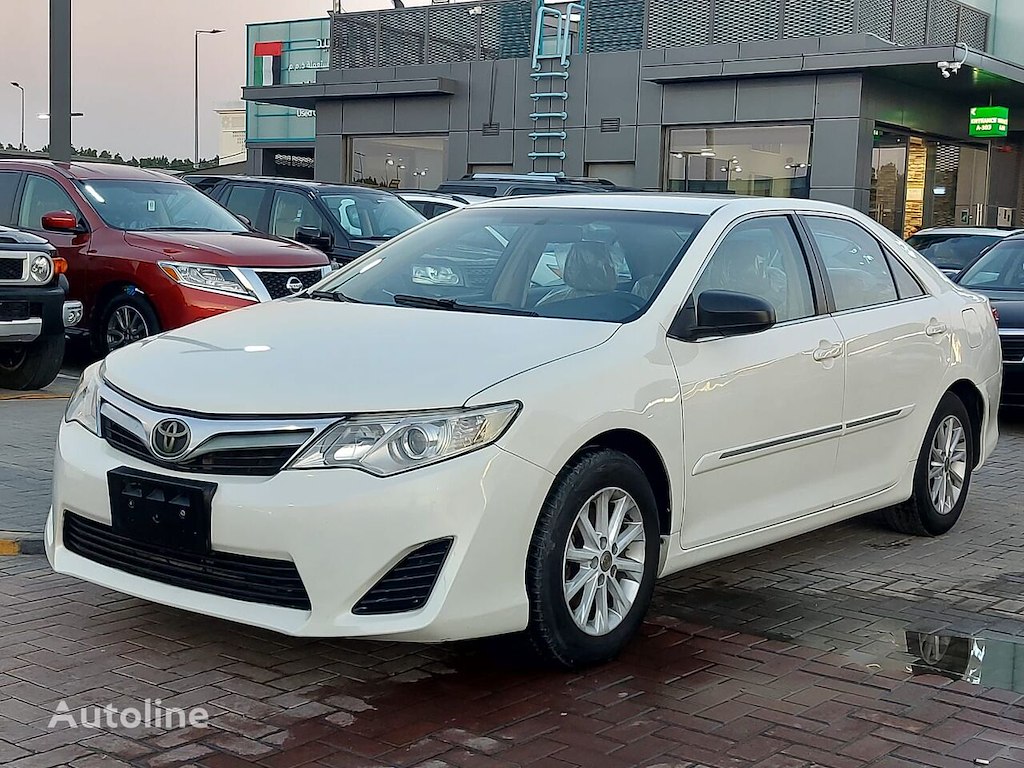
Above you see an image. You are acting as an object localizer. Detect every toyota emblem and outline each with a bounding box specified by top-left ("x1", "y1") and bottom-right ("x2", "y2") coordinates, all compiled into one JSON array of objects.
[
  {"x1": 285, "y1": 276, "x2": 304, "y2": 294},
  {"x1": 151, "y1": 419, "x2": 191, "y2": 459}
]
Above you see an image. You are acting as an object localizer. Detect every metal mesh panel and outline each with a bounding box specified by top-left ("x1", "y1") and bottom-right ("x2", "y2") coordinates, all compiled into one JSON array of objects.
[
  {"x1": 647, "y1": 0, "x2": 710, "y2": 47},
  {"x1": 427, "y1": 5, "x2": 478, "y2": 63},
  {"x1": 958, "y1": 4, "x2": 989, "y2": 51},
  {"x1": 933, "y1": 144, "x2": 960, "y2": 227},
  {"x1": 713, "y1": 0, "x2": 779, "y2": 44},
  {"x1": 926, "y1": 0, "x2": 958, "y2": 45},
  {"x1": 784, "y1": 0, "x2": 855, "y2": 37},
  {"x1": 480, "y1": 0, "x2": 531, "y2": 59},
  {"x1": 586, "y1": 0, "x2": 644, "y2": 52},
  {"x1": 330, "y1": 14, "x2": 378, "y2": 69},
  {"x1": 857, "y1": 0, "x2": 893, "y2": 39},
  {"x1": 893, "y1": 0, "x2": 927, "y2": 46},
  {"x1": 378, "y1": 8, "x2": 427, "y2": 66}
]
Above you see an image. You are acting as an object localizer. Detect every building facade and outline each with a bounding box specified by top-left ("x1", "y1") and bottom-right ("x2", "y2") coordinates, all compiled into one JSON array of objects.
[{"x1": 244, "y1": 0, "x2": 1024, "y2": 234}]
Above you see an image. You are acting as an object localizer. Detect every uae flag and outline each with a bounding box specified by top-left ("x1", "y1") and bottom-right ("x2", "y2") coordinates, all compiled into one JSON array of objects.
[{"x1": 253, "y1": 41, "x2": 283, "y2": 86}]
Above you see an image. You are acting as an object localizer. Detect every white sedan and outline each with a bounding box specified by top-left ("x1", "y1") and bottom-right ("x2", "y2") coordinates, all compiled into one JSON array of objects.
[{"x1": 50, "y1": 194, "x2": 1000, "y2": 667}]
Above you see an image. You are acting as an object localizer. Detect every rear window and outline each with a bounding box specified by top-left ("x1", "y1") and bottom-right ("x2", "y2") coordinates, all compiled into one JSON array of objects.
[{"x1": 907, "y1": 233, "x2": 1002, "y2": 271}]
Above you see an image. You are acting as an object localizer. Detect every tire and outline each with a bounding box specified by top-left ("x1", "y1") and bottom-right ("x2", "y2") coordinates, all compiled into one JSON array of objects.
[
  {"x1": 94, "y1": 292, "x2": 160, "y2": 356},
  {"x1": 882, "y1": 392, "x2": 974, "y2": 537},
  {"x1": 526, "y1": 449, "x2": 660, "y2": 669},
  {"x1": 0, "y1": 334, "x2": 65, "y2": 391}
]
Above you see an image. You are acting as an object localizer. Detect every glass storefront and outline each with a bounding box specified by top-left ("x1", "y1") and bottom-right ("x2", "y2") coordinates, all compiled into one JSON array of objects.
[
  {"x1": 665, "y1": 125, "x2": 811, "y2": 198},
  {"x1": 349, "y1": 137, "x2": 448, "y2": 191}
]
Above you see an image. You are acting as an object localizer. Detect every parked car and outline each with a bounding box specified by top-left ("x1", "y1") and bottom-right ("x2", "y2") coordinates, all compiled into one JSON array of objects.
[
  {"x1": 436, "y1": 173, "x2": 624, "y2": 198},
  {"x1": 955, "y1": 232, "x2": 1024, "y2": 408},
  {"x1": 0, "y1": 161, "x2": 331, "y2": 356},
  {"x1": 184, "y1": 175, "x2": 425, "y2": 265},
  {"x1": 396, "y1": 191, "x2": 488, "y2": 219},
  {"x1": 907, "y1": 227, "x2": 1022, "y2": 277},
  {"x1": 0, "y1": 227, "x2": 82, "y2": 389},
  {"x1": 50, "y1": 195, "x2": 999, "y2": 668}
]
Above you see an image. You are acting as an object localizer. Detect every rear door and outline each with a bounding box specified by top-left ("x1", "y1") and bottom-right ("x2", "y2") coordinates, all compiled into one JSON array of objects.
[
  {"x1": 220, "y1": 183, "x2": 271, "y2": 232},
  {"x1": 800, "y1": 214, "x2": 949, "y2": 504}
]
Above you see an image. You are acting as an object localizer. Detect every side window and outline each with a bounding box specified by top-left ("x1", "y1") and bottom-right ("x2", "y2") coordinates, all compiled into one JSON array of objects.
[
  {"x1": 693, "y1": 216, "x2": 816, "y2": 323},
  {"x1": 18, "y1": 174, "x2": 78, "y2": 231},
  {"x1": 270, "y1": 189, "x2": 325, "y2": 239},
  {"x1": 223, "y1": 184, "x2": 266, "y2": 224},
  {"x1": 804, "y1": 216, "x2": 898, "y2": 311},
  {"x1": 0, "y1": 172, "x2": 20, "y2": 225},
  {"x1": 888, "y1": 254, "x2": 925, "y2": 299}
]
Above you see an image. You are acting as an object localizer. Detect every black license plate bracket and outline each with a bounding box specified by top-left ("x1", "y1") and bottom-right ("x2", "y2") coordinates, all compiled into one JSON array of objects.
[{"x1": 108, "y1": 468, "x2": 216, "y2": 554}]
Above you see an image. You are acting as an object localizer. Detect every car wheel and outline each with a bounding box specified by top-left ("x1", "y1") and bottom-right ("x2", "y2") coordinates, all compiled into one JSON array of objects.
[
  {"x1": 882, "y1": 392, "x2": 974, "y2": 537},
  {"x1": 96, "y1": 293, "x2": 160, "y2": 356},
  {"x1": 526, "y1": 449, "x2": 660, "y2": 668},
  {"x1": 0, "y1": 334, "x2": 65, "y2": 391}
]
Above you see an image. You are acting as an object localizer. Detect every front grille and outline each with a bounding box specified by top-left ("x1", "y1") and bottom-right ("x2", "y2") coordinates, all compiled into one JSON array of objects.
[
  {"x1": 257, "y1": 269, "x2": 324, "y2": 299},
  {"x1": 0, "y1": 257, "x2": 24, "y2": 281},
  {"x1": 63, "y1": 512, "x2": 311, "y2": 610},
  {"x1": 1000, "y1": 336, "x2": 1024, "y2": 363},
  {"x1": 353, "y1": 538, "x2": 453, "y2": 615},
  {"x1": 100, "y1": 416, "x2": 309, "y2": 477},
  {"x1": 0, "y1": 301, "x2": 31, "y2": 322}
]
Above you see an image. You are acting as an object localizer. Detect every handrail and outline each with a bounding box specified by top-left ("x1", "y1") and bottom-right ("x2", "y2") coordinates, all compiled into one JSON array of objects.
[
  {"x1": 533, "y1": 1, "x2": 566, "y2": 69},
  {"x1": 563, "y1": 1, "x2": 586, "y2": 59}
]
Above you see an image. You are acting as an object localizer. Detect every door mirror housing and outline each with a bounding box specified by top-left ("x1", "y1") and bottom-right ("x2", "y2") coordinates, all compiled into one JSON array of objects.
[
  {"x1": 294, "y1": 225, "x2": 332, "y2": 249},
  {"x1": 669, "y1": 290, "x2": 777, "y2": 341},
  {"x1": 236, "y1": 214, "x2": 252, "y2": 228},
  {"x1": 41, "y1": 210, "x2": 82, "y2": 233}
]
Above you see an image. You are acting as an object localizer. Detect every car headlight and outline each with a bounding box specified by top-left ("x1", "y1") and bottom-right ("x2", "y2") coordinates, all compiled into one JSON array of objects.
[
  {"x1": 28, "y1": 254, "x2": 54, "y2": 284},
  {"x1": 64, "y1": 362, "x2": 103, "y2": 435},
  {"x1": 289, "y1": 402, "x2": 520, "y2": 475},
  {"x1": 158, "y1": 261, "x2": 254, "y2": 299},
  {"x1": 412, "y1": 265, "x2": 463, "y2": 286}
]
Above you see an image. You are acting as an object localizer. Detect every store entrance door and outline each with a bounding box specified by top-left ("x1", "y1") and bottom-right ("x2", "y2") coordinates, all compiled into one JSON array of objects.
[{"x1": 870, "y1": 131, "x2": 907, "y2": 235}]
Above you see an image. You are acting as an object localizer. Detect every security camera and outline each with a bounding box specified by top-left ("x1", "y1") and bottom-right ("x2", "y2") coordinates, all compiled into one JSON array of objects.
[{"x1": 937, "y1": 60, "x2": 963, "y2": 79}]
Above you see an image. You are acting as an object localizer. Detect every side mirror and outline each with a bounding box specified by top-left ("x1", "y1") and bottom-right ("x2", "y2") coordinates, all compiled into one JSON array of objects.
[
  {"x1": 41, "y1": 210, "x2": 81, "y2": 233},
  {"x1": 294, "y1": 225, "x2": 332, "y2": 249},
  {"x1": 236, "y1": 214, "x2": 252, "y2": 228},
  {"x1": 669, "y1": 290, "x2": 776, "y2": 341}
]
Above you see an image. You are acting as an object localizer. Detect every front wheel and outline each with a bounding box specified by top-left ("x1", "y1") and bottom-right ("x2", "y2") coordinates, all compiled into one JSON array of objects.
[
  {"x1": 0, "y1": 334, "x2": 65, "y2": 391},
  {"x1": 95, "y1": 292, "x2": 160, "y2": 356},
  {"x1": 525, "y1": 449, "x2": 660, "y2": 668},
  {"x1": 882, "y1": 392, "x2": 974, "y2": 536}
]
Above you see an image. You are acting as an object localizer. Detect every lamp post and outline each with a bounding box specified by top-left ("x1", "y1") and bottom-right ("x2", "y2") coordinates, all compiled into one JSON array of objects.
[
  {"x1": 194, "y1": 29, "x2": 225, "y2": 169},
  {"x1": 10, "y1": 83, "x2": 24, "y2": 150}
]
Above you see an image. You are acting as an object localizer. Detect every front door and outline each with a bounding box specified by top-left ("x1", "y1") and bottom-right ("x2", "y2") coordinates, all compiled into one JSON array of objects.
[{"x1": 668, "y1": 215, "x2": 847, "y2": 549}]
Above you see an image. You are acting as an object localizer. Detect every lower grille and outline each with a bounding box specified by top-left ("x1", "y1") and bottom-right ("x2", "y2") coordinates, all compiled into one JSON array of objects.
[
  {"x1": 0, "y1": 301, "x2": 31, "y2": 322},
  {"x1": 63, "y1": 512, "x2": 311, "y2": 610},
  {"x1": 1000, "y1": 336, "x2": 1024, "y2": 363},
  {"x1": 353, "y1": 538, "x2": 453, "y2": 615},
  {"x1": 257, "y1": 269, "x2": 323, "y2": 299},
  {"x1": 0, "y1": 257, "x2": 24, "y2": 281}
]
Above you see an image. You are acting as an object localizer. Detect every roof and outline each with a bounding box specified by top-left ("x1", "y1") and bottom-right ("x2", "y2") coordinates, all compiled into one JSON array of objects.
[
  {"x1": 183, "y1": 174, "x2": 379, "y2": 193},
  {"x1": 0, "y1": 159, "x2": 180, "y2": 182},
  {"x1": 912, "y1": 227, "x2": 1023, "y2": 237},
  {"x1": 474, "y1": 192, "x2": 856, "y2": 216}
]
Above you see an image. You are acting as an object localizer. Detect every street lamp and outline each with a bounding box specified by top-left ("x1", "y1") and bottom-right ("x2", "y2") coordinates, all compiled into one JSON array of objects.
[
  {"x1": 195, "y1": 29, "x2": 225, "y2": 169},
  {"x1": 10, "y1": 82, "x2": 24, "y2": 150}
]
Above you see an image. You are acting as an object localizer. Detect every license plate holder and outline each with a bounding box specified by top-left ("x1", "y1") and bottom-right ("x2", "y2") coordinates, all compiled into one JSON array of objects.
[{"x1": 108, "y1": 468, "x2": 216, "y2": 554}]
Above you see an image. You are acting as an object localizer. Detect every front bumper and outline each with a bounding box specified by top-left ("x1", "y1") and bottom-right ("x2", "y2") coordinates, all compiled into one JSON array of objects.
[
  {"x1": 0, "y1": 282, "x2": 66, "y2": 341},
  {"x1": 48, "y1": 420, "x2": 553, "y2": 641}
]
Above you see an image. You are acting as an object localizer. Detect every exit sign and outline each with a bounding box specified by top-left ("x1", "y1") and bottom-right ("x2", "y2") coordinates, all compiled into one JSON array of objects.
[{"x1": 970, "y1": 106, "x2": 1009, "y2": 137}]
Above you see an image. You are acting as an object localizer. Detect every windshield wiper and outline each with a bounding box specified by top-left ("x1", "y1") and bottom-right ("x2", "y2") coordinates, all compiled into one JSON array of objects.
[
  {"x1": 307, "y1": 289, "x2": 358, "y2": 303},
  {"x1": 392, "y1": 294, "x2": 538, "y2": 316},
  {"x1": 139, "y1": 226, "x2": 220, "y2": 232}
]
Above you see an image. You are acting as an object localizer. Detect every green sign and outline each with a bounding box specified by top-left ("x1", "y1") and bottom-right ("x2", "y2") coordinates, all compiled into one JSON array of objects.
[{"x1": 969, "y1": 106, "x2": 1009, "y2": 138}]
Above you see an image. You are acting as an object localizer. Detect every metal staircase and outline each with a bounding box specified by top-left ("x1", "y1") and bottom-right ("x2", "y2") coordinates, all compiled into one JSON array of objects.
[{"x1": 529, "y1": 0, "x2": 585, "y2": 177}]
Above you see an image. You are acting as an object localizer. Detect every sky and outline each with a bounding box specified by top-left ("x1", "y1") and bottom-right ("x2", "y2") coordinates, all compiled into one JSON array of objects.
[{"x1": 0, "y1": 0, "x2": 394, "y2": 160}]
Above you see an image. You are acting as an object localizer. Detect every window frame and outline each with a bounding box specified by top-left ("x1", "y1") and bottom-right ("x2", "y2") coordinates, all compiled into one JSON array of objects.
[
  {"x1": 795, "y1": 213, "x2": 930, "y2": 315},
  {"x1": 0, "y1": 171, "x2": 23, "y2": 226},
  {"x1": 16, "y1": 173, "x2": 86, "y2": 233},
  {"x1": 222, "y1": 183, "x2": 271, "y2": 230},
  {"x1": 269, "y1": 187, "x2": 326, "y2": 240}
]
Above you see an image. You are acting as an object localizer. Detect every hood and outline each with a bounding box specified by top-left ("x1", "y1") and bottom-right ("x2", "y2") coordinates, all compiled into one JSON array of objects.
[
  {"x1": 102, "y1": 299, "x2": 617, "y2": 415},
  {"x1": 970, "y1": 288, "x2": 1024, "y2": 328},
  {"x1": 124, "y1": 230, "x2": 328, "y2": 268}
]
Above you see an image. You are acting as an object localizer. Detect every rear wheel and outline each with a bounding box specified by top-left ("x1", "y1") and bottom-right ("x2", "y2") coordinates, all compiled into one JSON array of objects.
[
  {"x1": 882, "y1": 392, "x2": 974, "y2": 536},
  {"x1": 95, "y1": 292, "x2": 159, "y2": 356},
  {"x1": 0, "y1": 334, "x2": 65, "y2": 391}
]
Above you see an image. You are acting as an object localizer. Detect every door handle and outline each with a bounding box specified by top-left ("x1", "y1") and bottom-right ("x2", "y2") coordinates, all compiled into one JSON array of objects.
[
  {"x1": 926, "y1": 321, "x2": 948, "y2": 337},
  {"x1": 812, "y1": 343, "x2": 843, "y2": 362}
]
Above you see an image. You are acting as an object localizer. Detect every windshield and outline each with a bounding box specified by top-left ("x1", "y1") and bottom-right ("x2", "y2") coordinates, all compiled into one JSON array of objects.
[
  {"x1": 76, "y1": 179, "x2": 246, "y2": 232},
  {"x1": 907, "y1": 233, "x2": 1001, "y2": 271},
  {"x1": 320, "y1": 192, "x2": 424, "y2": 239},
  {"x1": 959, "y1": 239, "x2": 1024, "y2": 291},
  {"x1": 314, "y1": 207, "x2": 707, "y2": 322}
]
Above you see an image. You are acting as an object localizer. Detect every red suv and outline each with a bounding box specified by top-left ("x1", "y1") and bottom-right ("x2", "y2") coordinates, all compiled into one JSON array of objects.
[{"x1": 0, "y1": 161, "x2": 331, "y2": 355}]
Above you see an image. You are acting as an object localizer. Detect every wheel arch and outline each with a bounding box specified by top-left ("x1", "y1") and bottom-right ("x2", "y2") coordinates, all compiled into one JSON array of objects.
[
  {"x1": 91, "y1": 282, "x2": 158, "y2": 331},
  {"x1": 946, "y1": 379, "x2": 985, "y2": 468}
]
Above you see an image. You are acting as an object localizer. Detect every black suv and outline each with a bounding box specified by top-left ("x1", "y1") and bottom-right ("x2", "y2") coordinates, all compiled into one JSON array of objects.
[
  {"x1": 436, "y1": 173, "x2": 625, "y2": 198},
  {"x1": 0, "y1": 227, "x2": 81, "y2": 390},
  {"x1": 184, "y1": 175, "x2": 425, "y2": 265}
]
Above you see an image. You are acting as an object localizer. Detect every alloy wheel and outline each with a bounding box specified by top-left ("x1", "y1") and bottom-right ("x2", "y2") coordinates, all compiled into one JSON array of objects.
[
  {"x1": 562, "y1": 486, "x2": 646, "y2": 636},
  {"x1": 106, "y1": 305, "x2": 149, "y2": 351},
  {"x1": 0, "y1": 345, "x2": 26, "y2": 372},
  {"x1": 928, "y1": 415, "x2": 968, "y2": 515}
]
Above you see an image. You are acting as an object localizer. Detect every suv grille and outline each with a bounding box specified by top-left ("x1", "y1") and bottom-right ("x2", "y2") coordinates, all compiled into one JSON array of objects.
[
  {"x1": 1000, "y1": 336, "x2": 1024, "y2": 363},
  {"x1": 101, "y1": 416, "x2": 309, "y2": 477},
  {"x1": 257, "y1": 269, "x2": 324, "y2": 299},
  {"x1": 0, "y1": 257, "x2": 24, "y2": 281},
  {"x1": 353, "y1": 538, "x2": 453, "y2": 615},
  {"x1": 0, "y1": 302, "x2": 31, "y2": 322},
  {"x1": 63, "y1": 512, "x2": 311, "y2": 610}
]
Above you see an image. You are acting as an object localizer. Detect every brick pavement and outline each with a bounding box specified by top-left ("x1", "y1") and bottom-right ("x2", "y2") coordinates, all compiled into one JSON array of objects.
[{"x1": 1, "y1": 413, "x2": 1023, "y2": 766}]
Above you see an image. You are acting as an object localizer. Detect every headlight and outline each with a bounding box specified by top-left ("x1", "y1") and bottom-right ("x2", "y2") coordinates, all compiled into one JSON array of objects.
[
  {"x1": 412, "y1": 265, "x2": 463, "y2": 286},
  {"x1": 28, "y1": 254, "x2": 54, "y2": 283},
  {"x1": 158, "y1": 261, "x2": 254, "y2": 299},
  {"x1": 289, "y1": 402, "x2": 520, "y2": 475},
  {"x1": 64, "y1": 362, "x2": 103, "y2": 435}
]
